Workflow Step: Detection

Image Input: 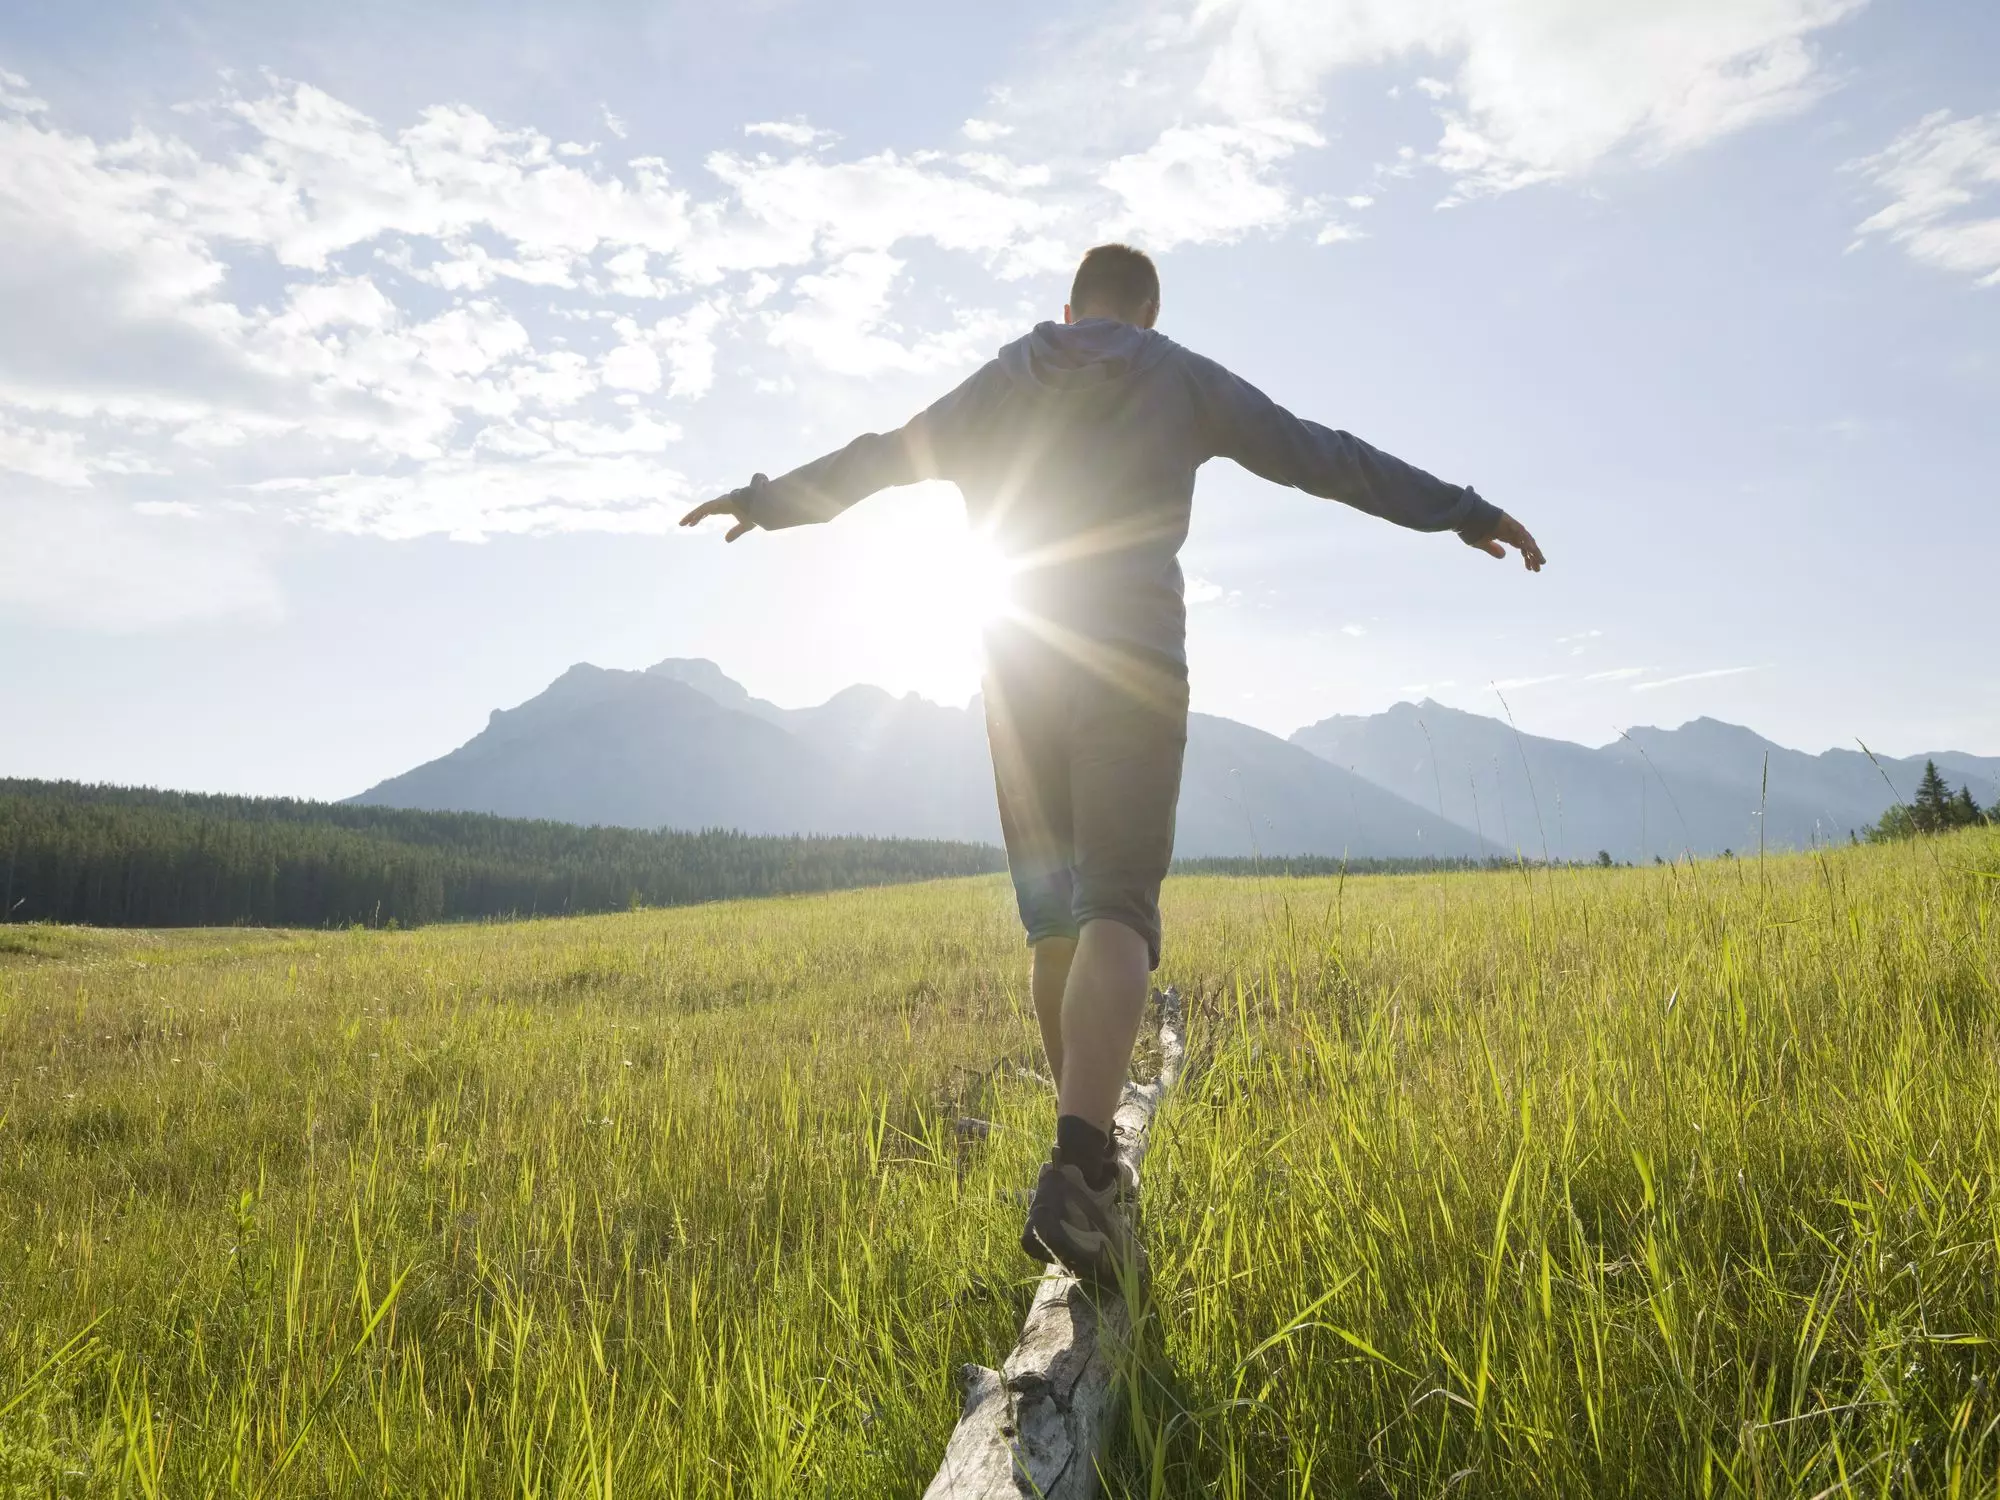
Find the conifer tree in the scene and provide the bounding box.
[1950,785,1980,828]
[1913,760,1953,833]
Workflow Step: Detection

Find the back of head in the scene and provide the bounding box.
[1068,243,1160,326]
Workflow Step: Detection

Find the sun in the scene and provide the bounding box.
[953,528,1019,628]
[889,516,1017,636]
[827,488,1022,703]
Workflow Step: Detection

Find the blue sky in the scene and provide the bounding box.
[1,0,1996,800]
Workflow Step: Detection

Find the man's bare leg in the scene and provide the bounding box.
[1030,936,1076,1086]
[1019,918,1153,1276]
[1057,918,1151,1132]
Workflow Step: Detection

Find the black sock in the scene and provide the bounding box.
[1055,1115,1115,1189]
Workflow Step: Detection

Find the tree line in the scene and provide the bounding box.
[1866,760,1996,841]
[0,779,1006,930]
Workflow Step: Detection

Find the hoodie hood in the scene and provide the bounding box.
[997,318,1175,393]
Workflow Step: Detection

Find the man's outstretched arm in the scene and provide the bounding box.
[1187,354,1545,571]
[681,365,998,541]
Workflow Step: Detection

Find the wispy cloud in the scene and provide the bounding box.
[1584,666,1648,682]
[1184,0,1865,200]
[1851,110,2000,286]
[744,119,835,147]
[1630,665,1763,692]
[1492,673,1566,691]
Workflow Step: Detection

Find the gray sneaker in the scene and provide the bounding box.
[1020,1155,1148,1289]
[1019,1151,1133,1262]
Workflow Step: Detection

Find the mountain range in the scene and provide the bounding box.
[353,659,1999,863]
[1292,700,1999,861]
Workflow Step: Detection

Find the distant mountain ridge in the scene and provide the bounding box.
[353,661,1997,863]
[355,660,1497,859]
[1289,699,2000,863]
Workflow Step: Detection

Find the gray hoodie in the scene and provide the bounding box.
[739,318,1501,665]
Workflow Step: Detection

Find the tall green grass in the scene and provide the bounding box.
[2,833,1996,1496]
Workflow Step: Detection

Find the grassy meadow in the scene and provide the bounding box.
[2,832,1998,1497]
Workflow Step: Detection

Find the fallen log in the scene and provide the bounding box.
[923,987,1186,1500]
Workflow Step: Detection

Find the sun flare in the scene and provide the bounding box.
[828,489,1025,703]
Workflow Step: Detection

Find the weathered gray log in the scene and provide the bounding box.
[923,987,1186,1500]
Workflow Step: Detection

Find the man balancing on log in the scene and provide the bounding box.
[682,243,1545,1287]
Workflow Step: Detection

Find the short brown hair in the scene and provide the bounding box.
[1069,243,1159,322]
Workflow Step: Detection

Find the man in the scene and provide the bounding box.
[682,244,1544,1287]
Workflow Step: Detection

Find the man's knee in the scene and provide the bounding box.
[1075,908,1162,971]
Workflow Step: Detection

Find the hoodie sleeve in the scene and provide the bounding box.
[737,362,1003,531]
[1183,352,1503,539]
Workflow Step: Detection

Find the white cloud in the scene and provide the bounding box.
[601,244,670,298]
[601,337,664,393]
[172,418,256,450]
[1316,220,1366,244]
[1492,673,1567,690]
[0,418,96,487]
[1101,119,1320,249]
[1851,111,2000,286]
[251,452,688,543]
[962,118,1014,142]
[958,153,1054,190]
[651,298,727,399]
[0,67,48,114]
[1584,666,1648,682]
[764,251,1014,378]
[692,146,1055,281]
[405,302,530,378]
[184,88,699,275]
[1340,622,1367,637]
[399,240,580,293]
[544,414,679,453]
[1631,665,1763,691]
[744,120,834,147]
[1190,0,1864,198]
[276,275,399,333]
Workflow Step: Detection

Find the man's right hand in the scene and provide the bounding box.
[679,474,766,542]
[1463,511,1545,572]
